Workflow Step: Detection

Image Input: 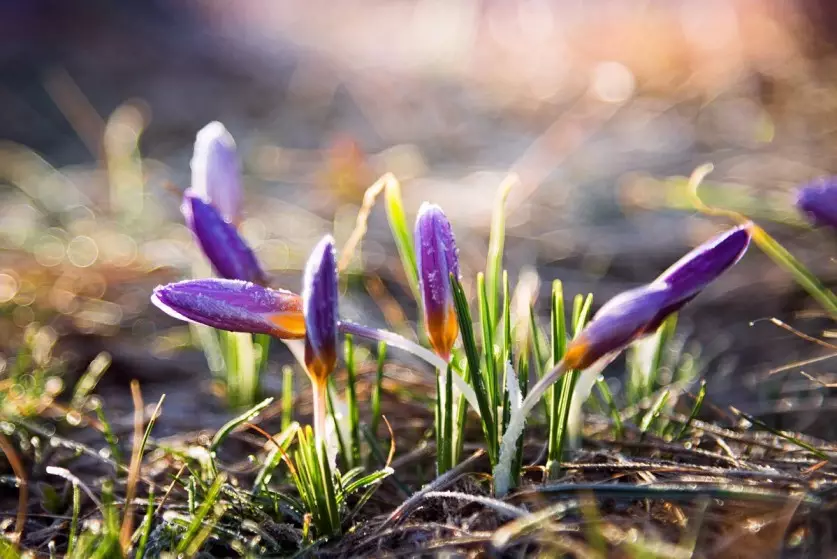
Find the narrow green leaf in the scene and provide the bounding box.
[176,474,226,555]
[67,481,81,557]
[450,275,497,465]
[486,178,513,325]
[384,178,420,302]
[477,273,498,410]
[134,486,154,559]
[639,390,671,436]
[735,409,831,461]
[344,334,361,468]
[595,377,623,439]
[281,365,294,431]
[546,280,567,474]
[210,397,274,453]
[370,342,386,438]
[675,381,706,441]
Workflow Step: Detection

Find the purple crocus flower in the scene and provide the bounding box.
[182,190,266,285]
[190,121,242,224]
[415,203,460,360]
[302,235,339,383]
[796,177,837,229]
[151,278,304,339]
[564,224,751,370]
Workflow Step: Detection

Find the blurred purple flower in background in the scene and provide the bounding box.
[415,203,460,360]
[190,121,242,224]
[796,177,837,229]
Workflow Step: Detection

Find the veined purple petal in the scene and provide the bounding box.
[654,224,751,316]
[182,190,266,284]
[796,177,837,229]
[302,236,339,382]
[565,284,671,370]
[415,203,460,359]
[151,278,304,338]
[190,121,242,223]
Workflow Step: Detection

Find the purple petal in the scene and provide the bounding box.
[182,190,266,284]
[302,236,339,381]
[151,278,304,338]
[190,121,242,223]
[415,203,460,358]
[796,177,837,229]
[654,224,751,315]
[565,284,671,370]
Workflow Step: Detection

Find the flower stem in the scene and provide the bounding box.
[311,377,328,447]
[338,321,481,417]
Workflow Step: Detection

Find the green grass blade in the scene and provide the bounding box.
[477,273,498,410]
[210,397,274,453]
[66,480,81,557]
[486,178,513,325]
[750,225,837,316]
[344,335,361,468]
[595,377,623,438]
[443,362,454,473]
[71,351,111,410]
[94,405,122,465]
[370,342,386,438]
[252,422,300,493]
[639,390,671,437]
[546,280,567,474]
[281,365,294,431]
[176,473,227,555]
[450,275,497,465]
[384,177,420,302]
[134,486,154,559]
[734,408,831,461]
[675,381,706,441]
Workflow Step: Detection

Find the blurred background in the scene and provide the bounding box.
[3,0,837,437]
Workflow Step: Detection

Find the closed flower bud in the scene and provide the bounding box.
[182,190,266,284]
[151,278,304,339]
[191,121,242,224]
[565,225,751,370]
[302,236,339,382]
[415,203,460,360]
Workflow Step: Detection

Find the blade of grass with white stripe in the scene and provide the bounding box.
[435,363,454,475]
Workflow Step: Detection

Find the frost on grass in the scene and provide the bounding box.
[493,361,522,497]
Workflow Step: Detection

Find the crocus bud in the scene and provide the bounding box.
[653,223,751,318]
[565,225,751,370]
[191,121,242,223]
[151,278,304,339]
[796,178,837,229]
[415,203,460,360]
[302,236,339,383]
[182,190,266,285]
